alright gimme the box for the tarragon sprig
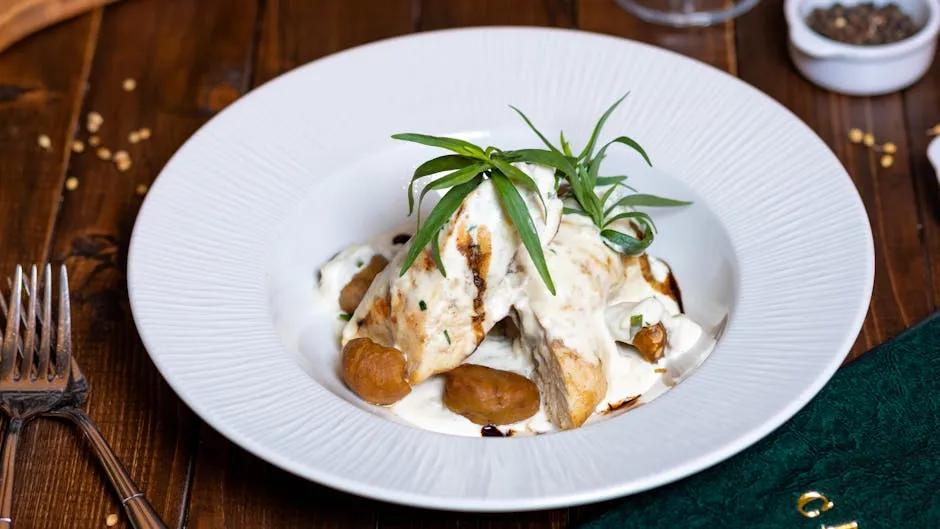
[392,92,692,296]
[391,133,557,295]
[507,93,692,254]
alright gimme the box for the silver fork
[0,265,167,529]
[0,265,76,527]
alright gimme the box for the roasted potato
[442,364,540,425]
[633,322,666,363]
[341,337,411,405]
[339,255,389,314]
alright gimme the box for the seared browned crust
[339,254,389,314]
[457,224,492,342]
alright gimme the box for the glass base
[615,0,760,27]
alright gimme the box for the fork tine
[22,265,38,380]
[37,264,52,380]
[55,265,71,378]
[1,266,23,378]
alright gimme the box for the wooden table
[0,0,937,527]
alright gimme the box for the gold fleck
[116,158,133,172]
[122,78,137,92]
[37,134,52,150]
[86,111,103,133]
[65,177,79,191]
[128,131,141,144]
[862,132,875,146]
[654,368,667,373]
[881,154,894,168]
[71,140,85,153]
[882,142,897,154]
[834,16,847,28]
[113,150,129,162]
[138,128,151,140]
[106,513,119,526]
[821,522,859,529]
[88,135,101,147]
[796,491,834,519]
[97,148,112,160]
[848,128,864,144]
[135,183,148,196]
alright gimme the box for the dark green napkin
[581,312,940,528]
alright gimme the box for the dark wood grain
[736,0,933,362]
[0,7,101,529]
[184,1,413,528]
[0,0,936,526]
[0,10,97,273]
[0,0,118,53]
[578,0,736,72]
[4,0,260,527]
[419,0,574,28]
[901,57,940,314]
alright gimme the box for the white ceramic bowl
[127,28,874,511]
[786,0,940,96]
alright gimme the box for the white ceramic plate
[127,27,874,512]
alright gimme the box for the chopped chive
[467,224,477,232]
[443,330,451,344]
[339,313,352,321]
[629,314,643,336]
[419,300,427,311]
[355,260,364,268]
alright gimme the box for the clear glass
[615,0,760,27]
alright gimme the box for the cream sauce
[315,163,717,437]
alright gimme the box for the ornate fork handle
[50,408,167,529]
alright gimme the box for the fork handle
[51,409,168,529]
[0,418,23,527]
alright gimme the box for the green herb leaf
[339,313,352,321]
[562,207,590,217]
[604,193,693,217]
[407,155,475,214]
[600,136,653,167]
[414,162,488,230]
[597,176,638,193]
[603,211,657,233]
[419,300,427,311]
[489,157,547,213]
[504,148,578,178]
[600,226,653,255]
[577,92,629,161]
[430,228,446,276]
[443,329,451,345]
[392,133,487,159]
[560,131,573,157]
[400,174,484,277]
[490,170,556,295]
[596,175,627,186]
[630,314,643,335]
[508,106,561,154]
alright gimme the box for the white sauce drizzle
[313,164,717,437]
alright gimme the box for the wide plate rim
[127,26,875,512]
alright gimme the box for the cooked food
[341,338,411,405]
[442,364,540,425]
[339,255,388,314]
[315,94,717,436]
